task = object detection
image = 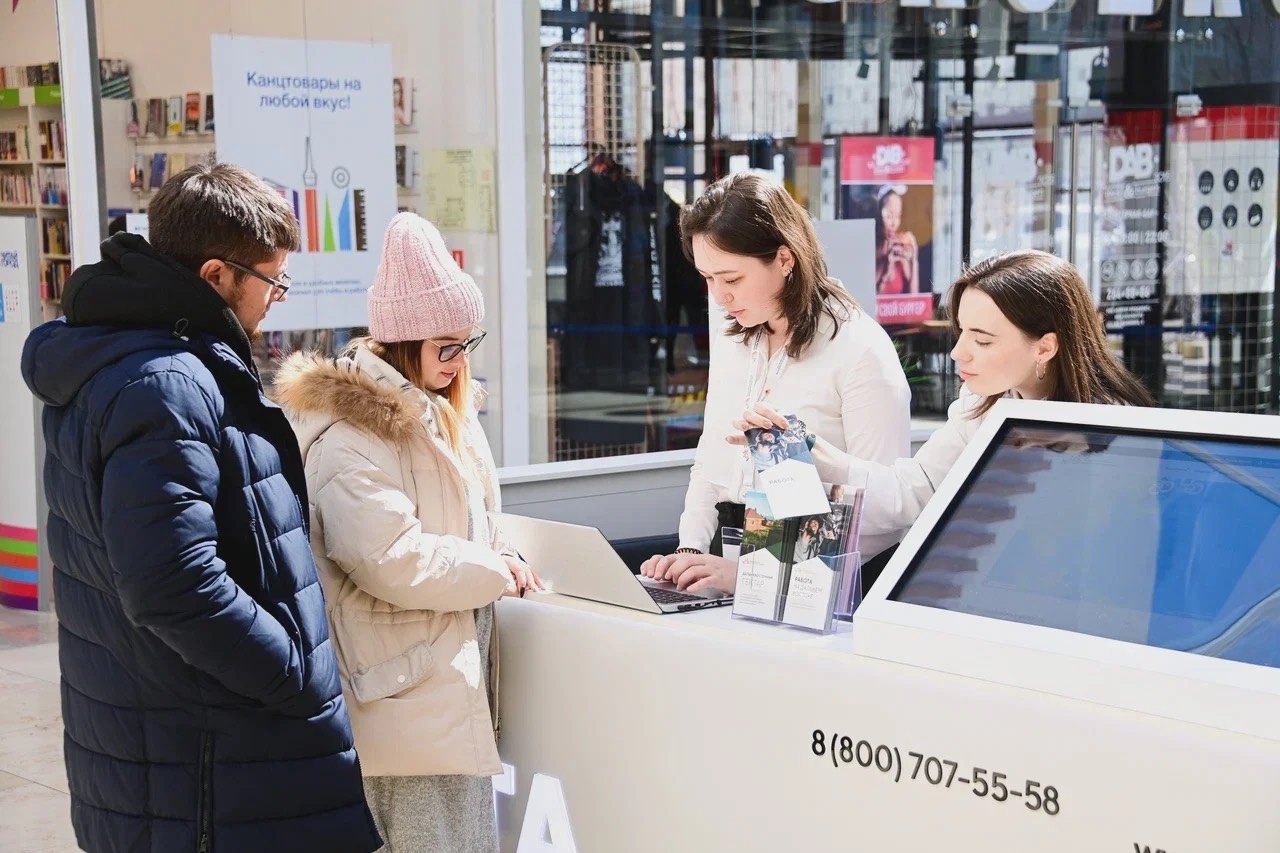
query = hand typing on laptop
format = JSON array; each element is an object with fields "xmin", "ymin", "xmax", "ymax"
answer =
[
  {"xmin": 640, "ymin": 552, "xmax": 737, "ymax": 595},
  {"xmin": 496, "ymin": 514, "xmax": 733, "ymax": 614}
]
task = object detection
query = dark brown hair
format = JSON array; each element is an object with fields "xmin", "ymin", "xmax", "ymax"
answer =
[
  {"xmin": 948, "ymin": 250, "xmax": 1155, "ymax": 416},
  {"xmin": 148, "ymin": 162, "xmax": 301, "ymax": 274},
  {"xmin": 679, "ymin": 172, "xmax": 858, "ymax": 359}
]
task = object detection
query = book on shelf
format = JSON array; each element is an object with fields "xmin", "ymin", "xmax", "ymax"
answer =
[
  {"xmin": 37, "ymin": 165, "xmax": 68, "ymax": 206},
  {"xmin": 166, "ymin": 96, "xmax": 183, "ymax": 136},
  {"xmin": 168, "ymin": 152, "xmax": 187, "ymax": 179},
  {"xmin": 0, "ymin": 62, "xmax": 60, "ymax": 89},
  {"xmin": 127, "ymin": 100, "xmax": 141, "ymax": 138},
  {"xmin": 395, "ymin": 145, "xmax": 415, "ymax": 189},
  {"xmin": 185, "ymin": 93, "xmax": 201, "ymax": 134},
  {"xmin": 204, "ymin": 94, "xmax": 215, "ymax": 132},
  {"xmin": 393, "ymin": 77, "xmax": 412, "ymax": 127},
  {"xmin": 42, "ymin": 258, "xmax": 71, "ymax": 302},
  {"xmin": 148, "ymin": 153, "xmax": 168, "ymax": 191},
  {"xmin": 145, "ymin": 98, "xmax": 165, "ymax": 137},
  {"xmin": 41, "ymin": 217, "xmax": 69, "ymax": 255},
  {"xmin": 129, "ymin": 153, "xmax": 146, "ymax": 191},
  {"xmin": 99, "ymin": 59, "xmax": 132, "ymax": 100},
  {"xmin": 0, "ymin": 171, "xmax": 34, "ymax": 205},
  {"xmin": 36, "ymin": 120, "xmax": 65, "ymax": 161},
  {"xmin": 0, "ymin": 125, "xmax": 30, "ymax": 161}
]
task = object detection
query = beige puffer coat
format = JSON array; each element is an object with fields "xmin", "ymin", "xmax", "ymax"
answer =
[{"xmin": 273, "ymin": 345, "xmax": 513, "ymax": 777}]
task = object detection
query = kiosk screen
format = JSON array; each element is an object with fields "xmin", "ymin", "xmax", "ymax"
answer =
[{"xmin": 892, "ymin": 421, "xmax": 1280, "ymax": 669}]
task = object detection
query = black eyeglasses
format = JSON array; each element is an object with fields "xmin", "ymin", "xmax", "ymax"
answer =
[
  {"xmin": 222, "ymin": 259, "xmax": 292, "ymax": 302},
  {"xmin": 426, "ymin": 329, "xmax": 487, "ymax": 363}
]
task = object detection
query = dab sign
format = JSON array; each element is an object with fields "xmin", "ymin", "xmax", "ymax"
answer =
[{"xmin": 1109, "ymin": 144, "xmax": 1157, "ymax": 184}]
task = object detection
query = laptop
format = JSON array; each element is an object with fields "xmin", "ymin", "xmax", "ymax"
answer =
[{"xmin": 495, "ymin": 514, "xmax": 734, "ymax": 615}]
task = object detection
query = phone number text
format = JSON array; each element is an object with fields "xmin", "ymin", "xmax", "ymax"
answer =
[{"xmin": 810, "ymin": 730, "xmax": 1061, "ymax": 816}]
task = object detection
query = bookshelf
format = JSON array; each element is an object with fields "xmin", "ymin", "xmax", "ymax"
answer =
[
  {"xmin": 0, "ymin": 84, "xmax": 69, "ymax": 319},
  {"xmin": 97, "ymin": 97, "xmax": 216, "ymax": 216},
  {"xmin": 102, "ymin": 79, "xmax": 423, "ymax": 218}
]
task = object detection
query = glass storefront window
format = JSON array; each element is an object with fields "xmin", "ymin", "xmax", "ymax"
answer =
[{"xmin": 531, "ymin": 0, "xmax": 1280, "ymax": 464}]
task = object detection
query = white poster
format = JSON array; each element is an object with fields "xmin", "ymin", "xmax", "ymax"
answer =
[
  {"xmin": 211, "ymin": 35, "xmax": 395, "ymax": 331},
  {"xmin": 812, "ymin": 219, "xmax": 876, "ymax": 312},
  {"xmin": 124, "ymin": 213, "xmax": 150, "ymax": 241},
  {"xmin": 0, "ymin": 217, "xmax": 41, "ymax": 608}
]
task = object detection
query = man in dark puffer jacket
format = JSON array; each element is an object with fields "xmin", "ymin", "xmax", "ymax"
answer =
[{"xmin": 20, "ymin": 163, "xmax": 382, "ymax": 853}]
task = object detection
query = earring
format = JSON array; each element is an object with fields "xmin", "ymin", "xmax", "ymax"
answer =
[{"xmin": 1035, "ymin": 361, "xmax": 1046, "ymax": 381}]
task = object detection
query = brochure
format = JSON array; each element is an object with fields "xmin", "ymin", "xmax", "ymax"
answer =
[
  {"xmin": 781, "ymin": 556, "xmax": 842, "ymax": 631},
  {"xmin": 745, "ymin": 414, "xmax": 830, "ymax": 519},
  {"xmin": 732, "ymin": 491, "xmax": 789, "ymax": 621}
]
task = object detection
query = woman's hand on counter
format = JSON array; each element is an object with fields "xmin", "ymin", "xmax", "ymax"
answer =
[
  {"xmin": 503, "ymin": 555, "xmax": 544, "ymax": 597},
  {"xmin": 640, "ymin": 552, "xmax": 737, "ymax": 595}
]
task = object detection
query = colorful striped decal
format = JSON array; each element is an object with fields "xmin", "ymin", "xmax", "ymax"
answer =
[{"xmin": 0, "ymin": 523, "xmax": 38, "ymax": 611}]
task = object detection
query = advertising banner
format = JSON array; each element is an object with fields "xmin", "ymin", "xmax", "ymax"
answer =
[
  {"xmin": 1100, "ymin": 111, "xmax": 1165, "ymax": 335},
  {"xmin": 212, "ymin": 35, "xmax": 395, "ymax": 331},
  {"xmin": 840, "ymin": 136, "xmax": 935, "ymax": 325},
  {"xmin": 0, "ymin": 216, "xmax": 41, "ymax": 610}
]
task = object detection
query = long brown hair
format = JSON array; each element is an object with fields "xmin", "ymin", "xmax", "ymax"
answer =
[
  {"xmin": 345, "ymin": 336, "xmax": 473, "ymax": 456},
  {"xmin": 679, "ymin": 172, "xmax": 858, "ymax": 359},
  {"xmin": 947, "ymin": 250, "xmax": 1155, "ymax": 417}
]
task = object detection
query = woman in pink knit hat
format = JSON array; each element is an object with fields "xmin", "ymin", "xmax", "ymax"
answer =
[{"xmin": 274, "ymin": 212, "xmax": 540, "ymax": 852}]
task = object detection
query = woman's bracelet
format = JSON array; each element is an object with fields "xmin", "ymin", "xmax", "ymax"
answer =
[{"xmin": 674, "ymin": 547, "xmax": 702, "ymax": 555}]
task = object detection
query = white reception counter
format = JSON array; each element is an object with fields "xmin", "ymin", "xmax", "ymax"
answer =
[
  {"xmin": 493, "ymin": 593, "xmax": 1280, "ymax": 853},
  {"xmin": 494, "ymin": 400, "xmax": 1280, "ymax": 853}
]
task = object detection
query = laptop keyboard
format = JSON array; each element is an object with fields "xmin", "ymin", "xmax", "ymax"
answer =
[{"xmin": 646, "ymin": 586, "xmax": 705, "ymax": 605}]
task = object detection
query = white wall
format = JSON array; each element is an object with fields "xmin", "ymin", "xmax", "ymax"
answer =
[
  {"xmin": 1, "ymin": 1, "xmax": 58, "ymax": 67},
  {"xmin": 2, "ymin": 0, "xmax": 517, "ymax": 460}
]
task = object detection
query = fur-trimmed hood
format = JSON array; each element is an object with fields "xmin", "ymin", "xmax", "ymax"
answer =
[
  {"xmin": 273, "ymin": 344, "xmax": 495, "ymax": 464},
  {"xmin": 272, "ymin": 349, "xmax": 427, "ymax": 457}
]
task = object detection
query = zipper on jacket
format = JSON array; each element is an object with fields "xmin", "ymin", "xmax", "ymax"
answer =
[{"xmin": 196, "ymin": 732, "xmax": 214, "ymax": 853}]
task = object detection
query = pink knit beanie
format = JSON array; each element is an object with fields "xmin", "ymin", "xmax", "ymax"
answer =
[{"xmin": 367, "ymin": 213, "xmax": 484, "ymax": 342}]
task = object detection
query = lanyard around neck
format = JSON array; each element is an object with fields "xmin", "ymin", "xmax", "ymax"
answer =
[
  {"xmin": 744, "ymin": 332, "xmax": 790, "ymax": 411},
  {"xmin": 736, "ymin": 332, "xmax": 791, "ymax": 503}
]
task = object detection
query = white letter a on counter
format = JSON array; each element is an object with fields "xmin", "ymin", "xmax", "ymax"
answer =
[{"xmin": 517, "ymin": 774, "xmax": 579, "ymax": 853}]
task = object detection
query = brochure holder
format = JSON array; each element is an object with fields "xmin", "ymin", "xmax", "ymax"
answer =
[
  {"xmin": 833, "ymin": 550, "xmax": 863, "ymax": 622},
  {"xmin": 732, "ymin": 549, "xmax": 859, "ymax": 635}
]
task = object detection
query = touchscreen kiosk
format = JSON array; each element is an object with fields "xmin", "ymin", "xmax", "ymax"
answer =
[{"xmin": 856, "ymin": 399, "xmax": 1280, "ymax": 739}]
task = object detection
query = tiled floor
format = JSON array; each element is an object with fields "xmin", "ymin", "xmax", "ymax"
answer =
[{"xmin": 0, "ymin": 605, "xmax": 78, "ymax": 853}]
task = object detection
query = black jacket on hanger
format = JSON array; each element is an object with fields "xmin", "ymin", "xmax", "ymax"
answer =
[{"xmin": 561, "ymin": 163, "xmax": 660, "ymax": 394}]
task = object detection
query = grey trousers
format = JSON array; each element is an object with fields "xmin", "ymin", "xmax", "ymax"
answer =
[{"xmin": 364, "ymin": 772, "xmax": 499, "ymax": 853}]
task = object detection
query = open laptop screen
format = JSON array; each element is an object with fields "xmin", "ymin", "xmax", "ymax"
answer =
[{"xmin": 890, "ymin": 420, "xmax": 1280, "ymax": 669}]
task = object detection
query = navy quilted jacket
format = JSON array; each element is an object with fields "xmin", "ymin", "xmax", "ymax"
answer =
[{"xmin": 21, "ymin": 234, "xmax": 382, "ymax": 853}]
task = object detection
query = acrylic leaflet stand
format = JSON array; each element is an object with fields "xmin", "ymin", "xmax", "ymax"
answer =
[{"xmin": 732, "ymin": 549, "xmax": 860, "ymax": 635}]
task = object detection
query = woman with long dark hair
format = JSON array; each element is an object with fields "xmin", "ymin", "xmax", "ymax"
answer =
[
  {"xmin": 640, "ymin": 172, "xmax": 912, "ymax": 594},
  {"xmin": 734, "ymin": 249, "xmax": 1154, "ymax": 588}
]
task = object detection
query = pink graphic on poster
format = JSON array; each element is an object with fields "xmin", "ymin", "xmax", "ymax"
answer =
[{"xmin": 840, "ymin": 136, "xmax": 936, "ymax": 325}]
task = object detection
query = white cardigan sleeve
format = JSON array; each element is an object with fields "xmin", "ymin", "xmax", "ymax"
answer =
[
  {"xmin": 814, "ymin": 387, "xmax": 986, "ymax": 536},
  {"xmin": 832, "ymin": 322, "xmax": 912, "ymax": 468}
]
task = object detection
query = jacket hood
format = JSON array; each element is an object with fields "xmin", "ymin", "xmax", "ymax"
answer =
[
  {"xmin": 272, "ymin": 349, "xmax": 428, "ymax": 457},
  {"xmin": 22, "ymin": 233, "xmax": 256, "ymax": 407}
]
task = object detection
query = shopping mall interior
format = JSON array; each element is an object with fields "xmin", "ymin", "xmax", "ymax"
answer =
[{"xmin": 1, "ymin": 1, "xmax": 1278, "ymax": 851}]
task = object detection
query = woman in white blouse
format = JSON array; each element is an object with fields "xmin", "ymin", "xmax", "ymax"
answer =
[
  {"xmin": 639, "ymin": 172, "xmax": 912, "ymax": 594},
  {"xmin": 732, "ymin": 250, "xmax": 1155, "ymax": 590}
]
